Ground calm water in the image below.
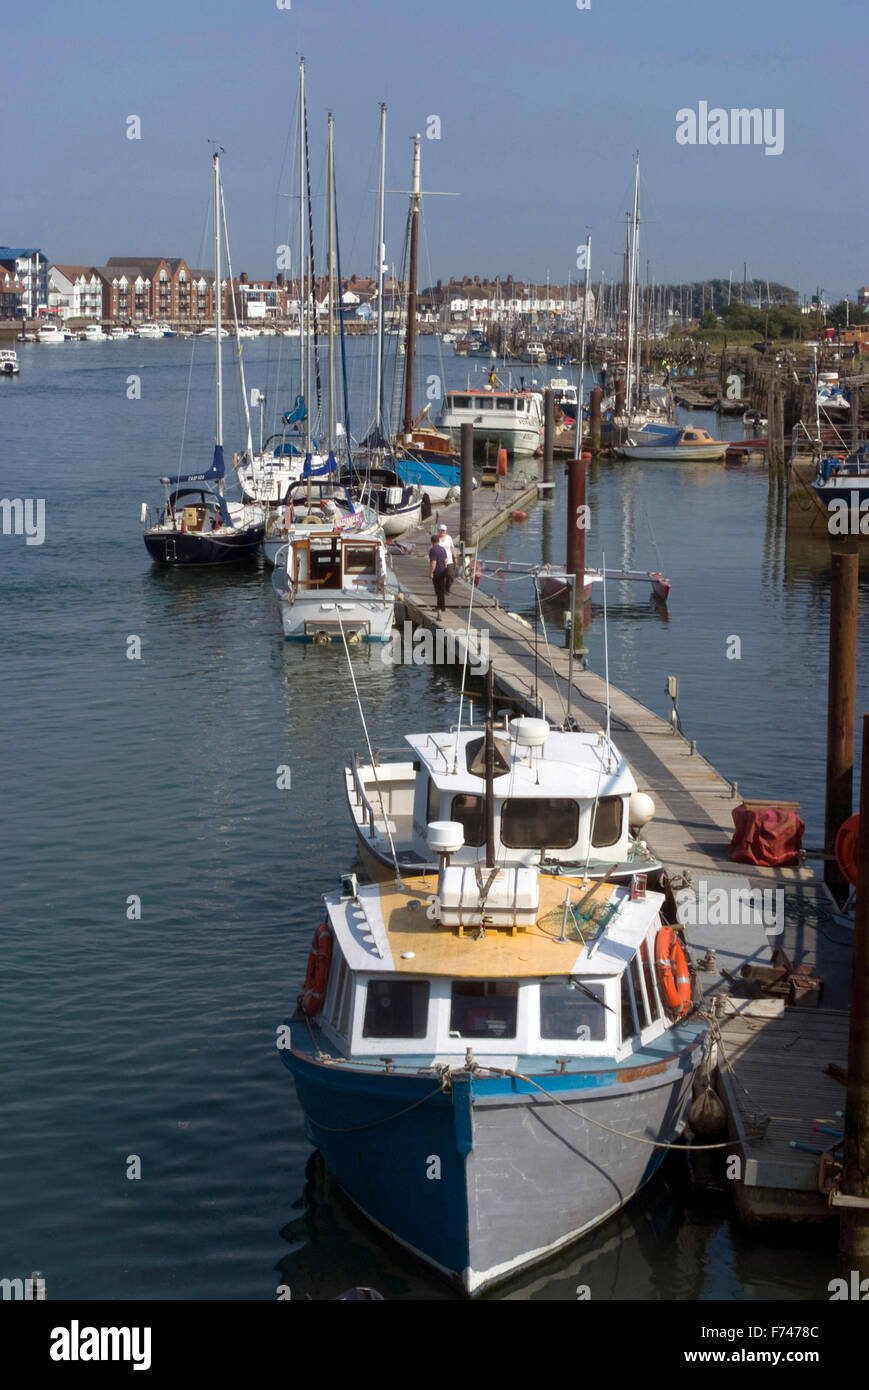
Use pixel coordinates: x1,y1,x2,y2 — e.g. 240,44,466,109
1,337,864,1301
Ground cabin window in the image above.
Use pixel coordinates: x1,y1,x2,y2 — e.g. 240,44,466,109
337,961,354,1038
451,395,471,409
474,396,494,410
450,981,518,1039
344,547,377,575
540,978,607,1041
620,971,640,1042
501,798,579,849
631,956,652,1029
306,543,340,588
516,399,525,412
327,953,348,1028
639,940,661,1022
450,793,487,847
496,398,514,411
426,775,440,825
590,797,623,849
362,979,430,1038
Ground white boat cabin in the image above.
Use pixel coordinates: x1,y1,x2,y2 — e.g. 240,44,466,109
348,719,649,876
314,871,675,1065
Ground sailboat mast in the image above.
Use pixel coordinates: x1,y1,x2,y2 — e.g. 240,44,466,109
298,58,306,410
625,154,639,414
327,112,336,454
213,150,223,490
402,134,421,438
375,102,386,437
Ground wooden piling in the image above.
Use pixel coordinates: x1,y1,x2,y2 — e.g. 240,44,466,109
460,422,474,549
542,388,554,490
825,552,859,899
839,713,869,1260
566,454,586,652
589,386,602,453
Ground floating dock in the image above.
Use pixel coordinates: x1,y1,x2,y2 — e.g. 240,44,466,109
389,472,855,1223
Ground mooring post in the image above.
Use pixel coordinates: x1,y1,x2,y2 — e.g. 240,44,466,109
840,713,869,1261
589,386,602,453
542,388,554,491
825,551,859,899
460,422,474,550
566,453,586,655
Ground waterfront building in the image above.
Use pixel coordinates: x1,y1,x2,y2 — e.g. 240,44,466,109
0,247,48,317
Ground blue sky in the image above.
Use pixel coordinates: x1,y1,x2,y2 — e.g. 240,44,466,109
6,0,866,300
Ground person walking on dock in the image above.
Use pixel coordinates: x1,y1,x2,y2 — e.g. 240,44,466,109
437,522,458,593
429,532,449,613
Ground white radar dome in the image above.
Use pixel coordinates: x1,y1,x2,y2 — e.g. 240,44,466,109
427,821,465,856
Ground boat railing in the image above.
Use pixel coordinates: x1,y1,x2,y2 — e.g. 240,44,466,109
349,750,379,831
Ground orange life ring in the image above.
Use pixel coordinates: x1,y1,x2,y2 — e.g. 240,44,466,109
655,926,692,1016
301,922,332,1017
835,813,860,886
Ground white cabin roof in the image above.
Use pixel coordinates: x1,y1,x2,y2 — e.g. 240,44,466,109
404,728,636,801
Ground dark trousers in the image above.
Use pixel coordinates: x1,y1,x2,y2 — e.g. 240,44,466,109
432,570,448,611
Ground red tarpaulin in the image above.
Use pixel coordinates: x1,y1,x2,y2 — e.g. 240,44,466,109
729,804,805,867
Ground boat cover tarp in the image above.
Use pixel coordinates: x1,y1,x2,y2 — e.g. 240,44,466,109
302,450,338,478
728,805,804,867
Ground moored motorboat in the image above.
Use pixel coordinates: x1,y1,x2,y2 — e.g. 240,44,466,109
617,425,727,461
37,322,64,344
271,527,394,642
284,701,705,1295
437,385,544,456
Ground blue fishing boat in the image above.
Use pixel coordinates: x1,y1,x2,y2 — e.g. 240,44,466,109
281,683,707,1295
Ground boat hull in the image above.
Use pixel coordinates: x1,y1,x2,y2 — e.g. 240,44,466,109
440,421,542,455
619,444,727,461
276,594,394,642
143,526,263,565
284,1033,704,1295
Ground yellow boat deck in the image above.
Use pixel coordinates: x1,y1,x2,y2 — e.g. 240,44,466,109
378,873,617,977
